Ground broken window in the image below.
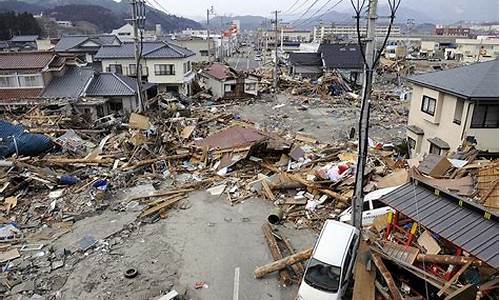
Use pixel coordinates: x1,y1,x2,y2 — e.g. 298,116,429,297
421,95,436,116
429,143,441,155
471,103,499,128
453,98,465,124
408,137,416,151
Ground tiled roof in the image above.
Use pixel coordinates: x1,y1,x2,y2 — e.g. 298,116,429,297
407,60,499,100
95,41,194,59
0,52,55,70
0,89,43,101
42,66,94,99
55,35,119,52
85,73,137,97
318,43,364,70
9,35,39,42
202,63,236,81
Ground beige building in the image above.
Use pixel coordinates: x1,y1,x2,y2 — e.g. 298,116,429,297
456,38,499,62
172,36,216,63
312,23,401,42
406,60,498,156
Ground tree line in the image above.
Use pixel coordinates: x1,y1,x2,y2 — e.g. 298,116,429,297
0,11,42,40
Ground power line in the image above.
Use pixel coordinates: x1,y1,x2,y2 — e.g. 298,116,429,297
288,0,313,15
294,0,344,26
283,0,302,14
290,0,324,25
145,0,169,15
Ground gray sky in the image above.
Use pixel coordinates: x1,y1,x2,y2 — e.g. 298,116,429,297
150,0,499,22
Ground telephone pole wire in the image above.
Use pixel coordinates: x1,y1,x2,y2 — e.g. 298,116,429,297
131,0,145,112
272,10,280,90
352,0,377,230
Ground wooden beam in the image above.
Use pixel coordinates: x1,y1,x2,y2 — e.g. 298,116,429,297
416,254,484,267
139,195,186,219
261,224,292,286
281,235,305,276
437,262,472,297
371,253,403,300
255,248,312,279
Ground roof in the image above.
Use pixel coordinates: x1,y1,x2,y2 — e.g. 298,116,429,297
202,63,237,81
318,43,364,70
288,52,322,67
9,35,38,42
379,181,499,269
41,66,94,98
95,41,194,59
55,35,119,52
193,125,268,150
0,89,43,101
314,220,357,266
0,52,55,70
427,137,450,149
85,73,137,97
407,60,499,100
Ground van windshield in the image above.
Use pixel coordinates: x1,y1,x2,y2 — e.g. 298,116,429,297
304,258,341,293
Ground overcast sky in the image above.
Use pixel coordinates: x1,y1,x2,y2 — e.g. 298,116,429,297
150,0,499,21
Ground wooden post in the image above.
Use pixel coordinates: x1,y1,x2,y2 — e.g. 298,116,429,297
255,248,312,279
437,262,472,297
261,223,292,286
371,253,403,300
416,254,484,267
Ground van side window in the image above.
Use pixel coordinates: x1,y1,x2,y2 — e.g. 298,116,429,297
372,199,386,209
363,201,371,211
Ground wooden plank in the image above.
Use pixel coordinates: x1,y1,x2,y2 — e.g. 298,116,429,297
281,235,305,276
444,284,478,300
353,241,375,300
437,262,472,297
261,180,276,201
371,253,403,300
139,195,186,219
255,248,313,279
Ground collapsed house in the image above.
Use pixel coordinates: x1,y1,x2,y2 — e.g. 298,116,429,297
198,63,260,100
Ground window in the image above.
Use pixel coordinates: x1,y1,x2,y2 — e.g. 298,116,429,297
246,83,256,91
0,76,16,88
453,98,465,124
109,101,123,112
108,64,123,75
471,104,499,128
372,199,386,209
408,137,416,151
224,84,233,92
154,64,175,76
429,143,441,155
183,61,191,74
200,50,208,56
362,201,371,211
421,95,436,116
129,64,136,76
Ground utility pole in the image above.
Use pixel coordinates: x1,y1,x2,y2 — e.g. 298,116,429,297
131,0,144,112
352,0,378,230
272,10,280,90
207,8,211,63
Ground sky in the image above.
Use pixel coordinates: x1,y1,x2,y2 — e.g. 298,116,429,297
148,0,499,22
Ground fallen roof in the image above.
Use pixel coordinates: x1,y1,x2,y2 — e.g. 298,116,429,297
379,181,499,269
41,66,94,99
85,73,137,97
95,41,194,59
0,88,43,101
407,60,499,100
318,43,364,70
193,125,268,150
0,52,55,70
288,52,322,67
202,63,237,81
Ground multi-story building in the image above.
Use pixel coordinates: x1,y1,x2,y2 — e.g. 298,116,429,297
455,38,499,62
55,35,122,65
312,23,401,42
406,60,498,156
434,25,471,37
172,36,216,63
95,41,195,95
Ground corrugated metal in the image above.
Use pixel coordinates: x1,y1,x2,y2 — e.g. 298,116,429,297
379,182,499,269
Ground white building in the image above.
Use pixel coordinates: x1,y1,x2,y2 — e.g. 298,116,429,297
172,36,216,63
199,63,259,100
312,23,401,42
455,38,499,62
95,41,195,95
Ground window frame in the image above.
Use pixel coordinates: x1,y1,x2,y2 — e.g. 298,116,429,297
421,95,437,116
154,64,175,76
429,143,441,155
470,103,499,129
453,98,465,125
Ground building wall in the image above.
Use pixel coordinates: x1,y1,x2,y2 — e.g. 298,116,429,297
200,75,224,99
407,84,499,156
174,39,214,63
456,39,499,62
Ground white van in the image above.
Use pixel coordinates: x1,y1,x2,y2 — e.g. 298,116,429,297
338,186,399,226
297,220,360,300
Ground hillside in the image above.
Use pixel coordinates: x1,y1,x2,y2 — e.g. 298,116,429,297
0,0,202,33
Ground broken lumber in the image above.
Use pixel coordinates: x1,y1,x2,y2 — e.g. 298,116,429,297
282,235,305,276
255,248,312,279
416,254,484,267
122,153,191,171
139,195,186,219
261,223,292,286
437,262,472,297
371,253,403,300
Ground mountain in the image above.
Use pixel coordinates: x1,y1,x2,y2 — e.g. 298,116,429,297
0,0,202,33
206,15,270,31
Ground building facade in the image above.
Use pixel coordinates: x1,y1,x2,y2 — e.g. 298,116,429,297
313,24,401,42
406,60,499,156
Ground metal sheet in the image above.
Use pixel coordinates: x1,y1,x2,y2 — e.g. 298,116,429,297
380,182,499,269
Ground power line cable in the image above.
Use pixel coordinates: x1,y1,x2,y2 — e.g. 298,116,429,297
284,0,302,14
291,0,326,25
288,0,314,15
295,0,344,26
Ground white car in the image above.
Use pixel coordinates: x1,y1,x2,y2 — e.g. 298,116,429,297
338,186,399,226
254,57,262,61
297,220,360,300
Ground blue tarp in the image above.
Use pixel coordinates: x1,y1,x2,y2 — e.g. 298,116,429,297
0,120,54,158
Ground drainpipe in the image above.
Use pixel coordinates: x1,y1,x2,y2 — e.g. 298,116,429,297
461,101,472,141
